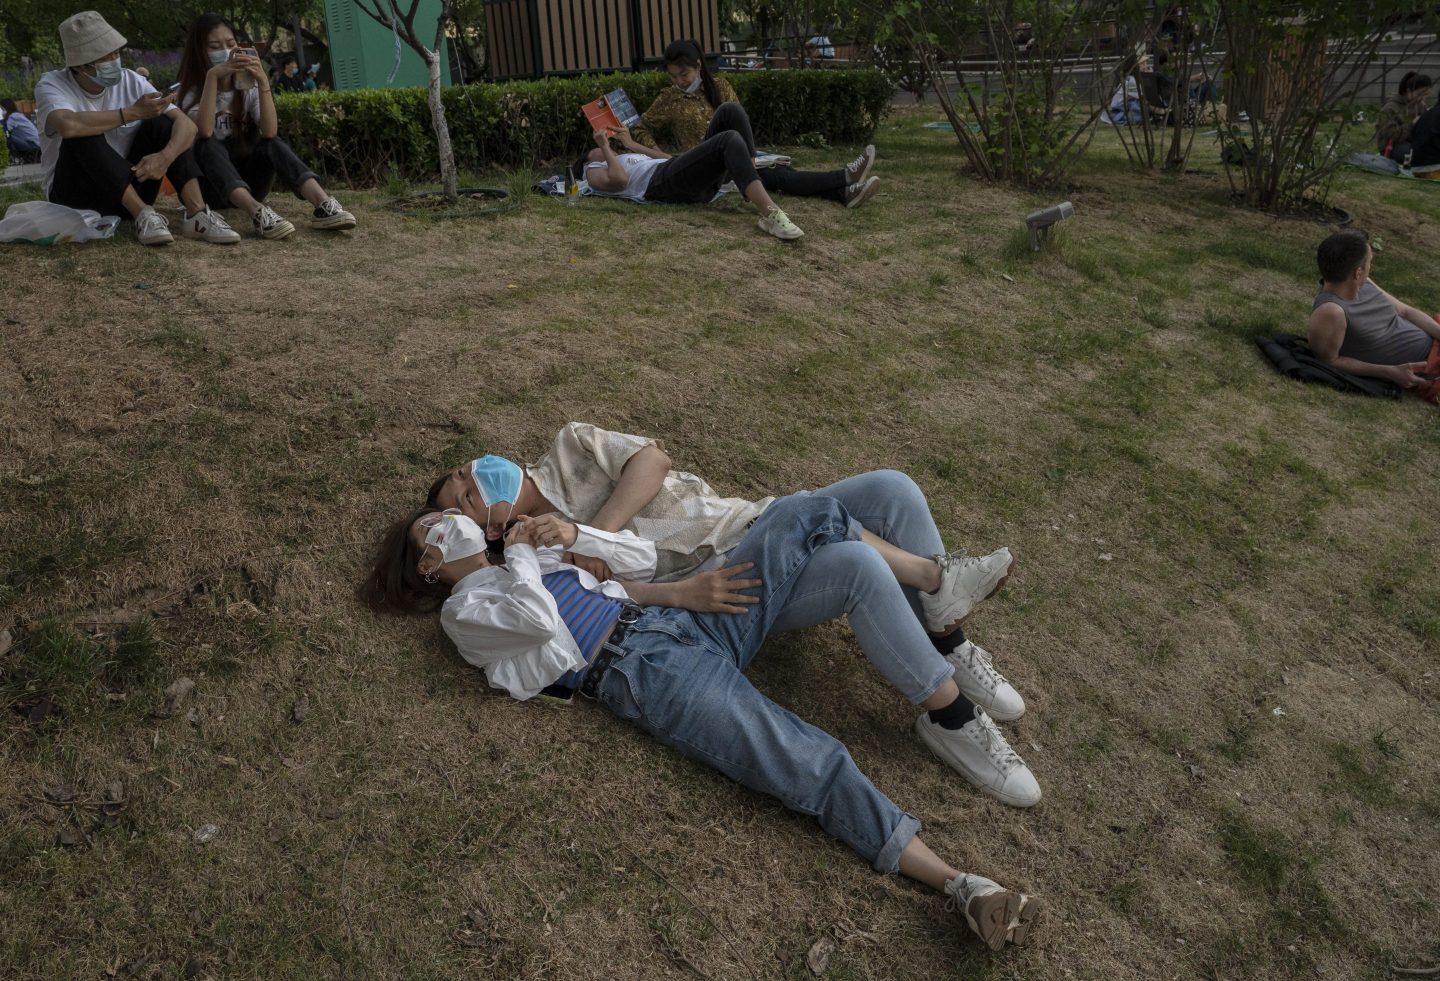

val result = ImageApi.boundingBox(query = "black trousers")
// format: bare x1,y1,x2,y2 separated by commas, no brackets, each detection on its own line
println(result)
646,124,761,204
194,135,319,209
708,101,847,203
47,115,204,219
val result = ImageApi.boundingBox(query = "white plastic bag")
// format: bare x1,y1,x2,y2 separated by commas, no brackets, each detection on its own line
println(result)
0,201,120,245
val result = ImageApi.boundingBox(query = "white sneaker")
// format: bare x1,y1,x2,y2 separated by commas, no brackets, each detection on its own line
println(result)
920,547,1015,632
179,207,241,245
845,144,876,184
945,640,1025,721
944,873,1040,951
915,710,1041,807
134,206,173,246
757,206,803,240
253,203,295,240
311,197,357,230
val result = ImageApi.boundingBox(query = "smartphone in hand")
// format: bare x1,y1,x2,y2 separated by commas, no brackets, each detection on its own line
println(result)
231,47,259,90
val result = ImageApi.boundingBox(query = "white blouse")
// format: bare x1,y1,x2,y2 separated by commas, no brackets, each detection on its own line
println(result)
440,524,656,700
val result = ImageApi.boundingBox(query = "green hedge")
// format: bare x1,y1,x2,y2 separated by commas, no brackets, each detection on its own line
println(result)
0,132,9,171
274,69,892,187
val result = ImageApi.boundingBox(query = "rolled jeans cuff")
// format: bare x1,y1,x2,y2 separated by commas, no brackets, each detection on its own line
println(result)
872,812,921,873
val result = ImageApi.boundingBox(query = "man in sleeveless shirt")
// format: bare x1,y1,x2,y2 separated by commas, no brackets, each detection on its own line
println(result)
1308,230,1440,396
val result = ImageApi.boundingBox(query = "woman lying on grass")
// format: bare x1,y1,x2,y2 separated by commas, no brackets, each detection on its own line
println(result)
361,493,1041,951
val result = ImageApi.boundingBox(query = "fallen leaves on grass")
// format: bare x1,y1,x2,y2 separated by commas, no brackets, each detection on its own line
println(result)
805,935,836,975
157,676,195,718
291,695,311,724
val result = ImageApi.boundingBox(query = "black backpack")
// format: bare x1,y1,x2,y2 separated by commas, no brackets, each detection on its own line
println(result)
1254,334,1401,399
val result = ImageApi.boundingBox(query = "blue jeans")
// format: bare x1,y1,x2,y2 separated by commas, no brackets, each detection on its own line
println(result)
769,471,955,704
595,493,922,872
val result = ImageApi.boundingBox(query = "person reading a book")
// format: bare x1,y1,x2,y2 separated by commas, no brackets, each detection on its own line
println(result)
577,122,806,240
629,39,879,210
360,495,1042,953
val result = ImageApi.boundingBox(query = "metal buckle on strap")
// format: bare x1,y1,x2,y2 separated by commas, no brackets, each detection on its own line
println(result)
617,603,642,625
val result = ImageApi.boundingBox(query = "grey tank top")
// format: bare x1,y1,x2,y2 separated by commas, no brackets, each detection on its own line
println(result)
1313,281,1431,365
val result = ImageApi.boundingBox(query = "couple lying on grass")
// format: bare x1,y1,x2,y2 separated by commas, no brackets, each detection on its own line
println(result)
362,424,1042,952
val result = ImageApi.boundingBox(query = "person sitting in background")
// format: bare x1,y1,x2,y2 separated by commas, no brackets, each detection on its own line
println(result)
2,98,42,163
1404,92,1440,178
630,39,879,209
35,10,239,246
1308,229,1440,398
273,54,305,93
175,13,355,238
303,64,319,92
1374,71,1431,161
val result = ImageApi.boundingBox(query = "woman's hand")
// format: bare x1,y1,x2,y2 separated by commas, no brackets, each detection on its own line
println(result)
592,128,612,149
504,518,539,548
611,122,636,148
563,552,614,583
669,563,762,614
238,56,268,87
521,513,577,549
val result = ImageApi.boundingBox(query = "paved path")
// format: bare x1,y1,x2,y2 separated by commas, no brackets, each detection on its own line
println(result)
2,163,43,188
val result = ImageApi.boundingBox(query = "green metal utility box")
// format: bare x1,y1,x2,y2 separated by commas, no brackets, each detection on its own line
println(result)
324,0,453,90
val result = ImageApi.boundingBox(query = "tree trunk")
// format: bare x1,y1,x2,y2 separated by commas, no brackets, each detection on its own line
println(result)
424,50,458,203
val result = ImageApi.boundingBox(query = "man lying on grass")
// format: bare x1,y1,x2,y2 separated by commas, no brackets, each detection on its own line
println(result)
576,119,805,241
1309,229,1440,398
421,426,1040,809
361,494,1041,952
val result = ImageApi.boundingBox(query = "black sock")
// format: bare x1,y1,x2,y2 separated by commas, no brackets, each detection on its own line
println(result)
928,696,976,730
930,625,967,655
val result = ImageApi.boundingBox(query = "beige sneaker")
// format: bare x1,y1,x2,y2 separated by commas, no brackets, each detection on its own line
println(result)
134,206,173,246
920,547,1015,632
757,206,803,240
944,873,1040,951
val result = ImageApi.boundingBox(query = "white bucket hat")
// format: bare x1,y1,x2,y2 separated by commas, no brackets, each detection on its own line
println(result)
59,11,127,68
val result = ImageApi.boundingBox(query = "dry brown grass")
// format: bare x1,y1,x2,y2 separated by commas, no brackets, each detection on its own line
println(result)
2,109,1439,980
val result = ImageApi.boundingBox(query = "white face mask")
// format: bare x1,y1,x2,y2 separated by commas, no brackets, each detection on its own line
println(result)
683,75,703,94
423,511,488,566
208,48,231,67
90,57,123,88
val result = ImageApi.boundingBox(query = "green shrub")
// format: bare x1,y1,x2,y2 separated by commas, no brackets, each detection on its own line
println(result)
274,69,892,187
0,130,9,171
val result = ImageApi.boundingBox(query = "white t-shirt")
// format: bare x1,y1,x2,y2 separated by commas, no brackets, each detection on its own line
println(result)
179,86,261,142
585,152,665,203
34,67,165,196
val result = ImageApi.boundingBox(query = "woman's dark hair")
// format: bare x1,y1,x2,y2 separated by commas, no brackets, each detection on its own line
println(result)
176,13,256,150
0,98,18,115
1316,229,1370,284
1399,71,1433,97
662,39,721,110
359,507,451,615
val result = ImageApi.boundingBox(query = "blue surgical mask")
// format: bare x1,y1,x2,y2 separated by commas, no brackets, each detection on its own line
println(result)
471,454,523,538
208,49,231,67
91,58,123,88
684,75,703,94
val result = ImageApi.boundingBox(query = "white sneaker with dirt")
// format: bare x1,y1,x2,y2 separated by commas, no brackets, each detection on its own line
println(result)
920,547,1015,632
845,144,876,184
179,207,241,245
844,176,880,209
915,710,1041,807
134,206,173,246
944,873,1040,951
757,206,803,240
945,640,1025,721
253,203,295,240
311,197,357,230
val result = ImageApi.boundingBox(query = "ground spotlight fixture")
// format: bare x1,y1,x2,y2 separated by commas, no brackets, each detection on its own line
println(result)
1025,201,1074,251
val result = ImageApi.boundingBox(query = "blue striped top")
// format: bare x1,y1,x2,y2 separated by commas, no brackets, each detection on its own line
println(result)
542,569,622,690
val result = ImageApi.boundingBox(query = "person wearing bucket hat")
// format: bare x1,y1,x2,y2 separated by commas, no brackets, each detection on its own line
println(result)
32,10,241,246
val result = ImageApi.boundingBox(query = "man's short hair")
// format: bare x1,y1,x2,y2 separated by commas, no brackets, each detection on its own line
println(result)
1317,229,1370,284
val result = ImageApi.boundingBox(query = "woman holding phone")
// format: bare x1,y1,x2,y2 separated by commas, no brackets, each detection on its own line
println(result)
175,13,355,239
